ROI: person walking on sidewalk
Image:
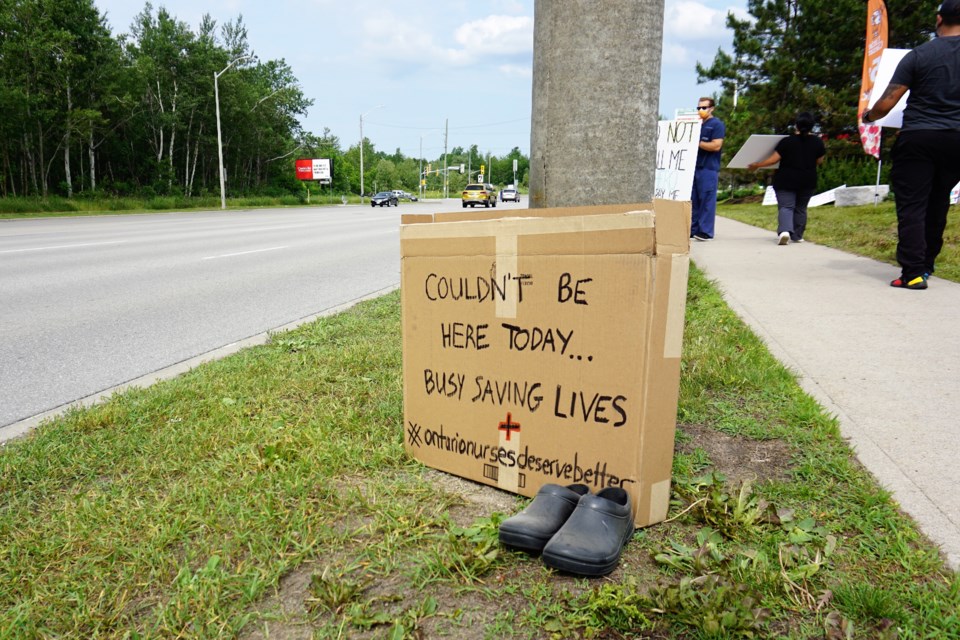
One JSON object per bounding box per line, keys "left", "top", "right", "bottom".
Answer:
{"left": 691, "top": 97, "right": 725, "bottom": 241}
{"left": 748, "top": 112, "right": 826, "bottom": 245}
{"left": 862, "top": 0, "right": 960, "bottom": 290}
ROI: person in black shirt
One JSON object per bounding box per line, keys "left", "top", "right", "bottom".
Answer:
{"left": 748, "top": 112, "right": 826, "bottom": 245}
{"left": 862, "top": 0, "right": 960, "bottom": 289}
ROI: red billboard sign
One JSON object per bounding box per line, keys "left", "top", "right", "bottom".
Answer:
{"left": 295, "top": 158, "right": 332, "bottom": 181}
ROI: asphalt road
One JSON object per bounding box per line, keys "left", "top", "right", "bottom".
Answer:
{"left": 0, "top": 198, "right": 527, "bottom": 434}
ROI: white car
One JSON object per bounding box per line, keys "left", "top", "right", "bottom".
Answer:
{"left": 392, "top": 190, "right": 418, "bottom": 202}
{"left": 500, "top": 186, "right": 520, "bottom": 202}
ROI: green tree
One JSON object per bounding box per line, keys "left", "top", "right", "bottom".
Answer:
{"left": 698, "top": 0, "right": 941, "bottom": 136}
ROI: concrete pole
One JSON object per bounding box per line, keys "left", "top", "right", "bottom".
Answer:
{"left": 530, "top": 0, "right": 664, "bottom": 208}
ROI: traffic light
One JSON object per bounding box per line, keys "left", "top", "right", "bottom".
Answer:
{"left": 480, "top": 164, "right": 485, "bottom": 175}
{"left": 426, "top": 163, "right": 431, "bottom": 173}
{"left": 459, "top": 163, "right": 465, "bottom": 173}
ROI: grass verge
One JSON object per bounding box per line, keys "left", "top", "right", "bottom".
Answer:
{"left": 1, "top": 276, "right": 958, "bottom": 638}
{"left": 0, "top": 192, "right": 450, "bottom": 219}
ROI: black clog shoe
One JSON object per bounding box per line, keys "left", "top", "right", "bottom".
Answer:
{"left": 498, "top": 483, "right": 591, "bottom": 553}
{"left": 541, "top": 486, "right": 634, "bottom": 577}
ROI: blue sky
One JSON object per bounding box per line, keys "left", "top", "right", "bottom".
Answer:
{"left": 94, "top": 0, "right": 748, "bottom": 159}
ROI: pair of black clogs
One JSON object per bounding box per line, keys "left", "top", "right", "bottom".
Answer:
{"left": 498, "top": 483, "right": 634, "bottom": 577}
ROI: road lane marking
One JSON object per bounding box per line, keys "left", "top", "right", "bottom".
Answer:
{"left": 0, "top": 240, "right": 127, "bottom": 254}
{"left": 202, "top": 246, "right": 289, "bottom": 260}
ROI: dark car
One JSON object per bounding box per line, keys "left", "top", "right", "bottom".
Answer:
{"left": 371, "top": 191, "right": 398, "bottom": 207}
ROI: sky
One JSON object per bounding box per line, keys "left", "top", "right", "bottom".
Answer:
{"left": 93, "top": 0, "right": 748, "bottom": 160}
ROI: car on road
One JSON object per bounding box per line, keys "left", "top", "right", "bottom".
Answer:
{"left": 371, "top": 191, "right": 398, "bottom": 207}
{"left": 499, "top": 186, "right": 520, "bottom": 202}
{"left": 392, "top": 190, "right": 418, "bottom": 202}
{"left": 461, "top": 183, "right": 498, "bottom": 208}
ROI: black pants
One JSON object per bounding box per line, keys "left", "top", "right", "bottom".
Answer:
{"left": 890, "top": 130, "right": 960, "bottom": 279}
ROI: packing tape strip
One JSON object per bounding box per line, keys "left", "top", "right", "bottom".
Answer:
{"left": 497, "top": 426, "right": 520, "bottom": 492}
{"left": 649, "top": 479, "right": 672, "bottom": 523}
{"left": 663, "top": 254, "right": 690, "bottom": 359}
{"left": 400, "top": 211, "right": 655, "bottom": 241}
{"left": 495, "top": 232, "right": 519, "bottom": 319}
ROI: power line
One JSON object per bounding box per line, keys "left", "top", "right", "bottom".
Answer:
{"left": 363, "top": 117, "right": 529, "bottom": 131}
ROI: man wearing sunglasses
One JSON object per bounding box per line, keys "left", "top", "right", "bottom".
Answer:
{"left": 691, "top": 98, "right": 725, "bottom": 241}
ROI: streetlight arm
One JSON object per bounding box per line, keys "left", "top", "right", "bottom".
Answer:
{"left": 216, "top": 54, "right": 253, "bottom": 79}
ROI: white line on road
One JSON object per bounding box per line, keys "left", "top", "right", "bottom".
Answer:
{"left": 0, "top": 240, "right": 127, "bottom": 254}
{"left": 202, "top": 246, "right": 289, "bottom": 260}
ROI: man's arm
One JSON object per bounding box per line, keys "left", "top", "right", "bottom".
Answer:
{"left": 862, "top": 83, "right": 909, "bottom": 123}
{"left": 699, "top": 138, "right": 724, "bottom": 152}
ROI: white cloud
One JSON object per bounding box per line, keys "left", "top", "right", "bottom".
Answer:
{"left": 452, "top": 15, "right": 533, "bottom": 57}
{"left": 665, "top": 1, "right": 731, "bottom": 40}
{"left": 662, "top": 43, "right": 692, "bottom": 69}
{"left": 499, "top": 63, "right": 532, "bottom": 78}
{"left": 360, "top": 12, "right": 532, "bottom": 72}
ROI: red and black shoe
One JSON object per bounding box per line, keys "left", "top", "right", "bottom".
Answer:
{"left": 890, "top": 275, "right": 928, "bottom": 290}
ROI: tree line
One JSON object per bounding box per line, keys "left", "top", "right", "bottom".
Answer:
{"left": 0, "top": 0, "right": 529, "bottom": 201}
{"left": 2, "top": 0, "right": 941, "bottom": 202}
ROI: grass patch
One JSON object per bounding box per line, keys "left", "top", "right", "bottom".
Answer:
{"left": 0, "top": 191, "right": 450, "bottom": 219}
{"left": 720, "top": 201, "right": 960, "bottom": 283}
{"left": 0, "top": 194, "right": 367, "bottom": 218}
{"left": 1, "top": 277, "right": 958, "bottom": 638}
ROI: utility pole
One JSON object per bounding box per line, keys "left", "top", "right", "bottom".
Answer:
{"left": 442, "top": 119, "right": 449, "bottom": 199}
{"left": 360, "top": 105, "right": 383, "bottom": 204}
{"left": 530, "top": 0, "right": 663, "bottom": 207}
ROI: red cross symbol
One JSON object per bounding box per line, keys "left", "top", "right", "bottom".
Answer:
{"left": 498, "top": 412, "right": 521, "bottom": 441}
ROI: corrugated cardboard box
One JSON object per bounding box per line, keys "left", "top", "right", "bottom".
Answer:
{"left": 400, "top": 200, "right": 690, "bottom": 527}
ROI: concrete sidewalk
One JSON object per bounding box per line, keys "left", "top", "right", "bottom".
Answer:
{"left": 690, "top": 216, "right": 960, "bottom": 571}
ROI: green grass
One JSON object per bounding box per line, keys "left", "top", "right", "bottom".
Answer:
{"left": 1, "top": 279, "right": 958, "bottom": 637}
{"left": 0, "top": 193, "right": 390, "bottom": 218}
{"left": 0, "top": 191, "right": 455, "bottom": 219}
{"left": 720, "top": 200, "right": 960, "bottom": 283}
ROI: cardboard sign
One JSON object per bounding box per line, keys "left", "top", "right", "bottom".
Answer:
{"left": 400, "top": 201, "right": 691, "bottom": 527}
{"left": 655, "top": 120, "right": 701, "bottom": 201}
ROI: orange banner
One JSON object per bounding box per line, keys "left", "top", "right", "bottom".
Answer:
{"left": 859, "top": 0, "right": 888, "bottom": 158}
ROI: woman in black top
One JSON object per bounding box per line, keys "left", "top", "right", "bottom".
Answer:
{"left": 748, "top": 112, "right": 826, "bottom": 245}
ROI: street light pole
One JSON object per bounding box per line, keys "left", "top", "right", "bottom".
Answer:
{"left": 215, "top": 55, "right": 252, "bottom": 210}
{"left": 359, "top": 105, "right": 383, "bottom": 204}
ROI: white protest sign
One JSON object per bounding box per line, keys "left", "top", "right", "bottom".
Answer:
{"left": 655, "top": 119, "right": 701, "bottom": 201}
{"left": 727, "top": 135, "right": 787, "bottom": 169}
{"left": 762, "top": 186, "right": 777, "bottom": 206}
{"left": 868, "top": 48, "right": 910, "bottom": 128}
{"left": 809, "top": 185, "right": 845, "bottom": 208}
{"left": 761, "top": 184, "right": 844, "bottom": 207}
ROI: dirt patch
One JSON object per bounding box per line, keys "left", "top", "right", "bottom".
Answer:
{"left": 423, "top": 468, "right": 522, "bottom": 526}
{"left": 677, "top": 423, "right": 794, "bottom": 486}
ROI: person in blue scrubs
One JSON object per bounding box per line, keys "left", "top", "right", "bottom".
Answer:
{"left": 691, "top": 98, "right": 726, "bottom": 241}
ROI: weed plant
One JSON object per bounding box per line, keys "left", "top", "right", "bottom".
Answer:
{"left": 0, "top": 275, "right": 958, "bottom": 638}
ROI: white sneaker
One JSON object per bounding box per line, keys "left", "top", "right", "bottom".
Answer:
{"left": 778, "top": 232, "right": 790, "bottom": 245}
